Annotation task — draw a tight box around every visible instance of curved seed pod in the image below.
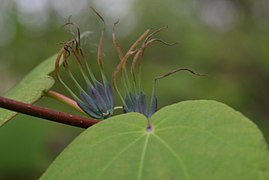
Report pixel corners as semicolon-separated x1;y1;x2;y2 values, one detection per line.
88;86;108;115
123;92;136;113
77;101;103;119
148;68;205;118
135;91;148;117
80;91;100;114
95;80;114;113
148;95;157;118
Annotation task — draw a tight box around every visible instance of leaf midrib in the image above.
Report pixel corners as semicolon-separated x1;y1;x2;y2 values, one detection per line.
137;133;150;180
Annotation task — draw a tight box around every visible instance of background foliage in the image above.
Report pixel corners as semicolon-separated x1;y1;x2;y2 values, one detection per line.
0;0;269;179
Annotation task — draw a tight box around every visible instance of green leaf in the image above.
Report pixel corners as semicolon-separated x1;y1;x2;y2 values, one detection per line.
41;100;269;180
0;54;58;127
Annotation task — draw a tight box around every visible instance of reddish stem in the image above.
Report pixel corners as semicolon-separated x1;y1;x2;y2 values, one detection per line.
0;96;99;128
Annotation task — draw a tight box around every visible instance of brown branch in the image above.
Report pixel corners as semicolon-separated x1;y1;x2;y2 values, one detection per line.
0;96;99;128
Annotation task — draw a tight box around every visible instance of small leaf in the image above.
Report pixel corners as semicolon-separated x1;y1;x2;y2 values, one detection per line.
41;100;269;180
0;54;59;127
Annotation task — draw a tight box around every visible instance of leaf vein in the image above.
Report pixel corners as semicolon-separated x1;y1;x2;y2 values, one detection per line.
152;133;192;180
94;134;146;180
88;130;143;149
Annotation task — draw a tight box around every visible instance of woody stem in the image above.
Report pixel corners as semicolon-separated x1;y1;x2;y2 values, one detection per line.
0;96;98;128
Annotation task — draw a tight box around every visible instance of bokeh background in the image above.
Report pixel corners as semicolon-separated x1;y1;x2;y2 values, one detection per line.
1;0;269;179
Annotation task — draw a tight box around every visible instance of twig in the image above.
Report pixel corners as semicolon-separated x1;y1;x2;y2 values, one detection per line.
46;90;86;114
0;96;99;128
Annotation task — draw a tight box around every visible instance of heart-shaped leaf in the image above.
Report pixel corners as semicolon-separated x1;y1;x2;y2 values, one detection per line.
41;100;269;180
0;54;58;127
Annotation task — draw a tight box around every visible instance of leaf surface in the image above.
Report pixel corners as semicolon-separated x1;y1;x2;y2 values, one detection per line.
41;100;269;180
0;54;58;127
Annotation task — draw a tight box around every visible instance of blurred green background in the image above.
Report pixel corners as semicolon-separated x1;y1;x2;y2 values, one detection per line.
1;0;269;179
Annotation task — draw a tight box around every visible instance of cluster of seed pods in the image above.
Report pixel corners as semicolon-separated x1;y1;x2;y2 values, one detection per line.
55;9;201;120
